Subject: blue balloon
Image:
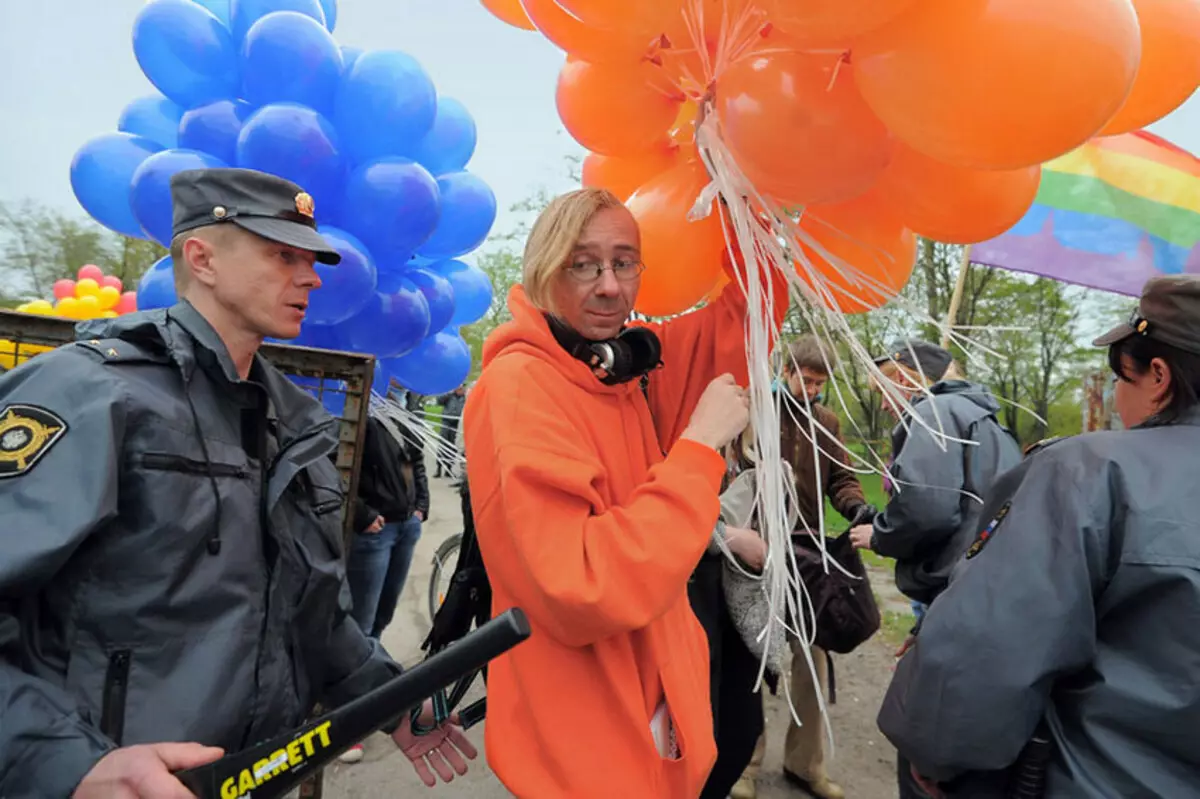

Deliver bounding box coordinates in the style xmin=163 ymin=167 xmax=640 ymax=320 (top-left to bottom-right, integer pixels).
xmin=307 ymin=226 xmax=376 ymax=324
xmin=319 ymin=0 xmax=337 ymax=30
xmin=178 ymin=99 xmax=251 ymax=165
xmin=293 ymin=320 xmax=350 ymax=349
xmin=118 ymin=95 xmax=185 ymax=149
xmin=334 ymin=51 xmax=437 ymax=164
xmin=242 ymin=12 xmax=342 ymax=113
xmin=71 ymin=133 xmax=164 ymax=238
xmin=431 ymin=259 xmax=494 ymax=327
xmin=191 ymin=0 xmax=231 ymax=25
xmin=387 ymin=332 xmax=471 ymax=396
xmin=340 ymin=45 xmax=362 ymax=73
xmin=289 ymin=374 xmax=345 ymax=415
xmin=410 ymin=97 xmax=477 ymax=176
xmin=374 ymin=259 xmax=415 ymax=294
xmin=339 ymin=282 xmax=430 ymax=358
xmin=230 ymin=0 xmax=325 ymax=43
xmin=237 ymin=103 xmax=346 ymax=222
xmin=406 ymin=267 xmax=456 ymax=336
xmin=417 ymin=171 xmax=497 ymax=260
xmin=133 ymin=0 xmax=239 ymax=108
xmin=340 ymin=158 xmax=440 ymax=262
xmin=138 ymin=256 xmax=179 ymax=310
xmin=131 ymin=149 xmax=227 ymax=246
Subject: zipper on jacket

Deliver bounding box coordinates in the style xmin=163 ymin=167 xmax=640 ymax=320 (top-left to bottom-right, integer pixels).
xmin=141 ymin=452 xmax=248 ymax=478
xmin=99 ymin=650 xmax=132 ymax=745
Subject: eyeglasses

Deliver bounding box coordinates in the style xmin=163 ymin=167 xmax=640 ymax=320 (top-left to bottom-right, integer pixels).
xmin=563 ymin=258 xmax=646 ymax=283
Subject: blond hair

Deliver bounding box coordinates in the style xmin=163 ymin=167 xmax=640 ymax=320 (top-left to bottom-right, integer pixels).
xmin=522 ymin=188 xmax=625 ymax=313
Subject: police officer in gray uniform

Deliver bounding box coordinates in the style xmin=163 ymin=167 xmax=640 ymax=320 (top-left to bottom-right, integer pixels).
xmin=878 ymin=274 xmax=1200 ymax=798
xmin=0 ymin=168 xmax=475 ymax=798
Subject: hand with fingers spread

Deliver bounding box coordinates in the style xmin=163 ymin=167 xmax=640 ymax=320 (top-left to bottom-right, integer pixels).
xmin=681 ymin=373 xmax=751 ymax=452
xmin=73 ymin=742 xmax=224 ymax=798
xmin=391 ymin=699 xmax=478 ymax=787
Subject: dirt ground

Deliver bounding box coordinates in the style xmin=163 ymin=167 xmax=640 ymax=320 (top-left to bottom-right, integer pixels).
xmin=320 ymin=471 xmax=905 ymax=799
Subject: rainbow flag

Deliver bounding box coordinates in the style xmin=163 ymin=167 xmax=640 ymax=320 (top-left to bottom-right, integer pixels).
xmin=972 ymin=131 xmax=1200 ymax=296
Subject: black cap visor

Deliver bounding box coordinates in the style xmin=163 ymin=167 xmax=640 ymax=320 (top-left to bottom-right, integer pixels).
xmin=1093 ymin=321 xmax=1135 ymax=349
xmin=233 ymin=216 xmax=342 ymax=265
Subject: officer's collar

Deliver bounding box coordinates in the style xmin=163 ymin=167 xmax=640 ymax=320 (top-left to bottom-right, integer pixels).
xmin=164 ymin=301 xmax=332 ymax=436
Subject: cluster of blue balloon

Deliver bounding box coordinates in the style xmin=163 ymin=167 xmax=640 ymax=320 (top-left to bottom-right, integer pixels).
xmin=70 ymin=0 xmax=495 ymax=398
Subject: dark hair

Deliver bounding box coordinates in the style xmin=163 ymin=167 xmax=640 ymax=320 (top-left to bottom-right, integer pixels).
xmin=785 ymin=336 xmax=835 ymax=375
xmin=1108 ymin=335 xmax=1200 ymax=421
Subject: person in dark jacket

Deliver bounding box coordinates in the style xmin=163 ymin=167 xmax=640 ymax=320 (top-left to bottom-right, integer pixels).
xmin=0 ymin=168 xmax=472 ymax=796
xmin=348 ymin=414 xmax=431 ymax=639
xmin=849 ymin=339 xmax=1020 ymax=607
xmin=879 ymin=274 xmax=1200 ymax=798
xmin=849 ymin=338 xmax=1020 ymax=799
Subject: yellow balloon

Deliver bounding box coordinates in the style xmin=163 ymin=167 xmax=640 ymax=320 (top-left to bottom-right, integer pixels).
xmin=0 ymin=339 xmax=15 ymax=370
xmin=75 ymin=278 xmax=100 ymax=298
xmin=24 ymin=299 xmax=55 ymax=316
xmin=77 ymin=295 xmax=101 ymax=318
xmin=97 ymin=285 xmax=121 ymax=310
xmin=100 ymin=310 xmax=119 ymax=319
xmin=55 ymin=297 xmax=81 ymax=319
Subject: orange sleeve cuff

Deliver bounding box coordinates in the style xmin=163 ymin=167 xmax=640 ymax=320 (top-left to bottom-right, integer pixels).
xmin=666 ymin=438 xmax=727 ymax=491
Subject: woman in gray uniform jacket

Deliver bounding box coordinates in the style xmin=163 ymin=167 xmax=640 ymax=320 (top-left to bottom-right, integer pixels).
xmin=879 ymin=274 xmax=1200 ymax=798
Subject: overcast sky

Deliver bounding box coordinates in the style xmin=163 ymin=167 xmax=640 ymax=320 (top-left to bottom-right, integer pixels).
xmin=1 ymin=0 xmax=1197 ymax=262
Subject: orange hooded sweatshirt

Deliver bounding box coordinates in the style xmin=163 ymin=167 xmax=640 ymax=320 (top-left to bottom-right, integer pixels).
xmin=463 ymin=284 xmax=751 ymax=798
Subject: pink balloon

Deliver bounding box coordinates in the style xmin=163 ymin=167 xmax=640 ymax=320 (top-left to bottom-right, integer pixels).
xmin=101 ymin=275 xmax=124 ymax=292
xmin=77 ymin=264 xmax=105 ymax=282
xmin=115 ymin=291 xmax=138 ymax=315
xmin=53 ymin=279 xmax=77 ymax=300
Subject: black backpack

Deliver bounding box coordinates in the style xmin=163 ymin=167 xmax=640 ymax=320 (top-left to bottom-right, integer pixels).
xmin=790 ymin=529 xmax=881 ymax=655
xmin=419 ymin=480 xmax=493 ymax=728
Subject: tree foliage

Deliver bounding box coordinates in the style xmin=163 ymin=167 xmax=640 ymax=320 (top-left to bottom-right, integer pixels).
xmin=0 ymin=200 xmax=165 ymax=306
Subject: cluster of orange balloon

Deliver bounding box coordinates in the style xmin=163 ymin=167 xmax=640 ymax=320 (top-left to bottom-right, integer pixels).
xmin=483 ymin=0 xmax=1200 ymax=316
xmin=17 ymin=264 xmax=139 ymax=320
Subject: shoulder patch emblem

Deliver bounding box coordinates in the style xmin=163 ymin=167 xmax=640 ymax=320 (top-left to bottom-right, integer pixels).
xmin=965 ymin=500 xmax=1011 ymax=560
xmin=0 ymin=404 xmax=68 ymax=478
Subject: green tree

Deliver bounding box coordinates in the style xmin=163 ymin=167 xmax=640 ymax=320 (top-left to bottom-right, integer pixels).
xmin=0 ymin=200 xmax=165 ymax=300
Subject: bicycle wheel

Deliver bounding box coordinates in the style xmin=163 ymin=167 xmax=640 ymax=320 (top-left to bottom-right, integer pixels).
xmin=428 ymin=533 xmax=463 ymax=623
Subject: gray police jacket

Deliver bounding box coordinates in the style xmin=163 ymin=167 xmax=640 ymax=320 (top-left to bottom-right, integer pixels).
xmin=879 ymin=411 xmax=1200 ymax=798
xmin=0 ymin=302 xmax=400 ymax=797
xmin=872 ymin=380 xmax=1021 ymax=604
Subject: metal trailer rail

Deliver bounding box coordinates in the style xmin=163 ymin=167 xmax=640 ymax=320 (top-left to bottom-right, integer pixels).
xmin=0 ymin=309 xmax=376 ymax=798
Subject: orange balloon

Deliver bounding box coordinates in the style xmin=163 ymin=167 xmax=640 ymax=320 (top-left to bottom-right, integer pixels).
xmin=795 ymin=190 xmax=916 ymax=315
xmin=876 ymin=144 xmax=1042 ymax=245
xmin=762 ymin=0 xmax=916 ymax=47
xmin=854 ymin=0 xmax=1141 ymax=169
xmin=582 ymin=144 xmax=682 ymax=201
xmin=481 ymin=0 xmax=537 ymax=30
xmin=555 ymin=0 xmax=674 ymax=38
xmin=1100 ymin=0 xmax=1200 ymax=135
xmin=626 ymin=159 xmax=726 ymax=317
xmin=519 ymin=0 xmax=655 ymax=63
xmin=557 ymin=58 xmax=683 ymax=157
xmin=669 ymin=99 xmax=700 ymax=146
xmin=717 ymin=51 xmax=893 ymax=205
xmin=703 ymin=270 xmax=732 ymax=304
xmin=658 ymin=0 xmax=767 ymax=93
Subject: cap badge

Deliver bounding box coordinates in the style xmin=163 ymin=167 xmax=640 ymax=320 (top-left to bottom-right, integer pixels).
xmin=213 ymin=206 xmax=228 ymax=219
xmin=1136 ymin=319 xmax=1149 ymax=334
xmin=295 ymin=192 xmax=315 ymax=218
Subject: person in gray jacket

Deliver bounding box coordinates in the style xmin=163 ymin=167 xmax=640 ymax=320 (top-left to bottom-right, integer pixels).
xmin=879 ymin=274 xmax=1200 ymax=798
xmin=0 ymin=168 xmax=473 ymax=798
xmin=849 ymin=339 xmax=1021 ymax=608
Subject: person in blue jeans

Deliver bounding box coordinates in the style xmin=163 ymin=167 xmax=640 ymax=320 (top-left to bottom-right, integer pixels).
xmin=341 ymin=412 xmax=430 ymax=762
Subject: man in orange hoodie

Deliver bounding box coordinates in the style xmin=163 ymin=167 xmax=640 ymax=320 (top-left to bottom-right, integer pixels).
xmin=464 ymin=187 xmax=760 ymax=798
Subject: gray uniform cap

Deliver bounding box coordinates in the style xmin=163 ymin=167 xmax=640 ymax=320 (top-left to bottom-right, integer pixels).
xmin=169 ymin=167 xmax=341 ymax=265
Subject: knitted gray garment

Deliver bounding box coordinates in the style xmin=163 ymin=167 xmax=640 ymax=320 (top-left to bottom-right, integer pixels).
xmin=715 ymin=464 xmax=795 ymax=675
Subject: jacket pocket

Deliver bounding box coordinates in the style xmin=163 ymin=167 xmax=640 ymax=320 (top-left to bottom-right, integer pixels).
xmin=100 ymin=649 xmax=132 ymax=745
xmin=140 ymin=452 xmax=248 ymax=478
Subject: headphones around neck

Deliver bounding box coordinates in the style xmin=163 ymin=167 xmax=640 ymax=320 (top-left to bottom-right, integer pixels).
xmin=545 ymin=315 xmax=663 ymax=386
